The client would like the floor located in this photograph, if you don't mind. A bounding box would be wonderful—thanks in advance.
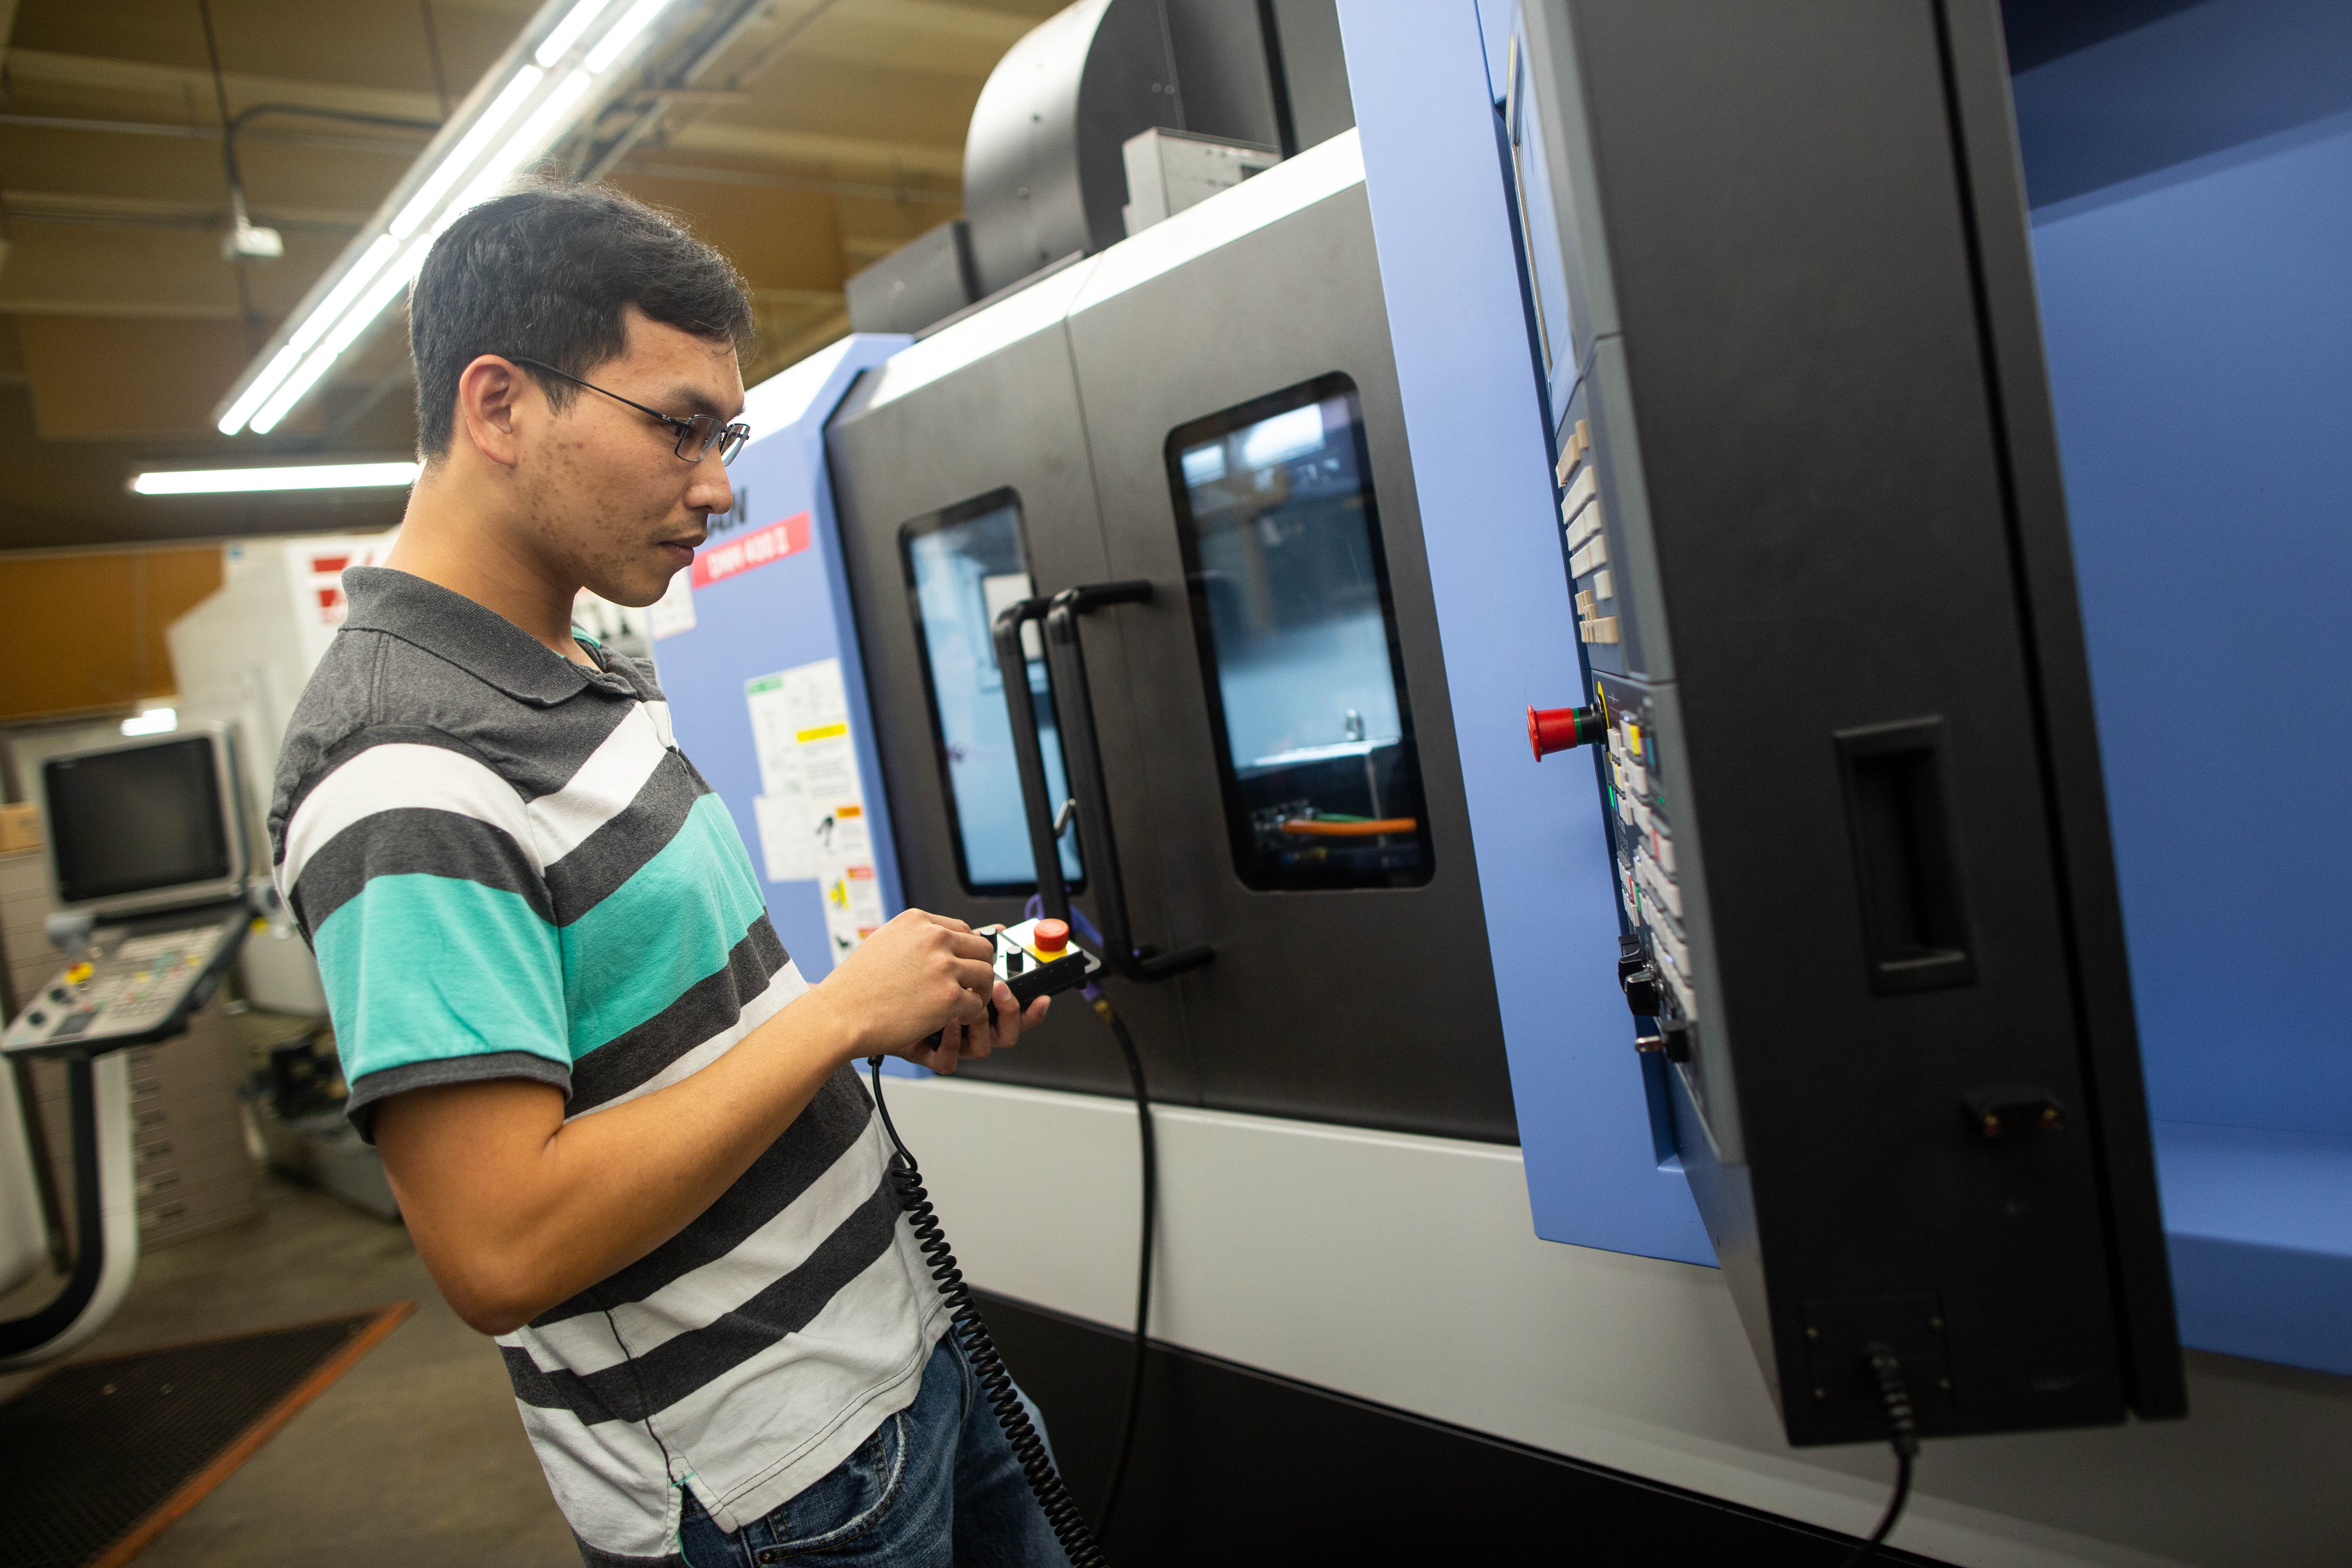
[0,1172,579,1567]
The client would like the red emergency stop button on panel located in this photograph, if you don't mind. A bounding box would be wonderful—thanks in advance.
[1528,704,1605,760]
[1032,919,1069,956]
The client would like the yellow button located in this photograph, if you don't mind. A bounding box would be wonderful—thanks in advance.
[65,962,94,985]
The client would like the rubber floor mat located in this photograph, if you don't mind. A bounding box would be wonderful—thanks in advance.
[0,1301,414,1568]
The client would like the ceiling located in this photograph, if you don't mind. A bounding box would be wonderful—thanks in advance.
[0,0,1060,552]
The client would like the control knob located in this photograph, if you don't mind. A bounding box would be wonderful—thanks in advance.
[1621,964,1664,1017]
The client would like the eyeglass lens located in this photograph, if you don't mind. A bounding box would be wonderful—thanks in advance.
[672,415,751,466]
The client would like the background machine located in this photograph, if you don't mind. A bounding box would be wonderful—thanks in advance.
[0,728,252,1368]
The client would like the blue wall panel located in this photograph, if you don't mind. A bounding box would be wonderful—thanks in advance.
[2031,112,2352,1138]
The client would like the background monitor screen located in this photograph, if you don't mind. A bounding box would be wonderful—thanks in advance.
[45,737,234,905]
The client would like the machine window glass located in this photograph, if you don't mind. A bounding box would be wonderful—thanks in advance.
[1167,374,1434,891]
[901,492,1085,896]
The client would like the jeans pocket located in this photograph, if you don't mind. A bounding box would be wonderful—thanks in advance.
[743,1412,909,1561]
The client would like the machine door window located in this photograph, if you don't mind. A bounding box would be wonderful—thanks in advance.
[902,492,1085,896]
[1167,374,1434,891]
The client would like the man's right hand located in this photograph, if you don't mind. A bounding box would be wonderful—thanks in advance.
[803,908,1000,1059]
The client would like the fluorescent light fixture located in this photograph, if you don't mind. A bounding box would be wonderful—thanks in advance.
[213,0,694,437]
[250,241,431,434]
[536,0,620,65]
[214,342,306,437]
[585,0,671,72]
[121,708,178,737]
[391,67,543,236]
[131,462,421,496]
[437,70,595,233]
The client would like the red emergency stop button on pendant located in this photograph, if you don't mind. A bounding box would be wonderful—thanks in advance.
[1032,918,1070,956]
[1529,704,1605,760]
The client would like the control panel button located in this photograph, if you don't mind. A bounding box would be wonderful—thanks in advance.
[1528,704,1605,760]
[1032,918,1069,956]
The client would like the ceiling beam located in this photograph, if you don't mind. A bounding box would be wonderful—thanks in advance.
[0,48,446,125]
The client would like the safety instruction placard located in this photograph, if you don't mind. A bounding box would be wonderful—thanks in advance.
[744,657,882,955]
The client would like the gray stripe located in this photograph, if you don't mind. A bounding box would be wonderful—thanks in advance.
[544,751,708,923]
[565,920,788,1114]
[532,1066,873,1324]
[345,1050,572,1143]
[504,1177,903,1422]
[290,805,552,939]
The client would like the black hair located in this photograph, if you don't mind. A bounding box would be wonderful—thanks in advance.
[408,182,755,459]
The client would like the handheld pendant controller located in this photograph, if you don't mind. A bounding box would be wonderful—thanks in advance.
[991,917,1101,1011]
[920,918,1101,1050]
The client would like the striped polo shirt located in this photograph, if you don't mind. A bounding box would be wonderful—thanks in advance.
[269,567,946,1566]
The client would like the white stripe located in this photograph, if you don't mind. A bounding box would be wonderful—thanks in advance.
[564,962,809,1120]
[518,1116,888,1376]
[653,1245,943,1532]
[529,702,671,865]
[280,742,537,893]
[643,699,674,749]
[512,1394,682,1558]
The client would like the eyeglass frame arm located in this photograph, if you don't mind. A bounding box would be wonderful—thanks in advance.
[502,355,749,463]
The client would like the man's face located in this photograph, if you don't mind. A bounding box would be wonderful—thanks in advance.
[516,305,744,608]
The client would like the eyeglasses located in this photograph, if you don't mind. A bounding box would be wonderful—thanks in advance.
[506,356,751,466]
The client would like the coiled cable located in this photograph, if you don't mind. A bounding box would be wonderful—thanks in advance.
[867,1057,1107,1568]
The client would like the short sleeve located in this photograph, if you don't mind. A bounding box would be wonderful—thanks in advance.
[278,734,570,1140]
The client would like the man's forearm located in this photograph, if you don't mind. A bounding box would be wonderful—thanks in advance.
[377,988,863,1334]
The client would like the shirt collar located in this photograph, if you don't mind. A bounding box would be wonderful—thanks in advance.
[341,566,633,707]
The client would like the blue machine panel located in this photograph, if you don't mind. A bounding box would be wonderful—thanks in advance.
[653,335,910,985]
[1338,0,1709,1265]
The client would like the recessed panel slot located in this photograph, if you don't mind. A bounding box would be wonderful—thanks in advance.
[1835,718,1974,995]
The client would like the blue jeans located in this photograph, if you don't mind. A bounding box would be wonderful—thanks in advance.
[677,1333,1066,1567]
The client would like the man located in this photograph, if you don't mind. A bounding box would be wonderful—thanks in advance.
[269,184,1062,1568]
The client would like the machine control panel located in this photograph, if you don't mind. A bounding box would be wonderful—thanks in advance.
[3,911,243,1057]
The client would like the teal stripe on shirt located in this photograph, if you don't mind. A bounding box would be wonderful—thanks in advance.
[313,872,569,1080]
[559,793,770,1054]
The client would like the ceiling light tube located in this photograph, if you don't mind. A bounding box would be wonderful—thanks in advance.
[437,70,596,231]
[131,462,421,496]
[584,0,672,73]
[250,242,432,433]
[215,341,307,435]
[210,0,695,438]
[390,67,545,237]
[536,0,621,66]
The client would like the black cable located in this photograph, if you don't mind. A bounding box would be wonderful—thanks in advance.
[1839,1344,1921,1568]
[866,1058,1107,1568]
[1090,995,1154,1541]
[219,103,444,209]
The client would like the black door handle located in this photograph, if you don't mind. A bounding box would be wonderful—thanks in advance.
[1004,581,1211,984]
[991,596,1072,923]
